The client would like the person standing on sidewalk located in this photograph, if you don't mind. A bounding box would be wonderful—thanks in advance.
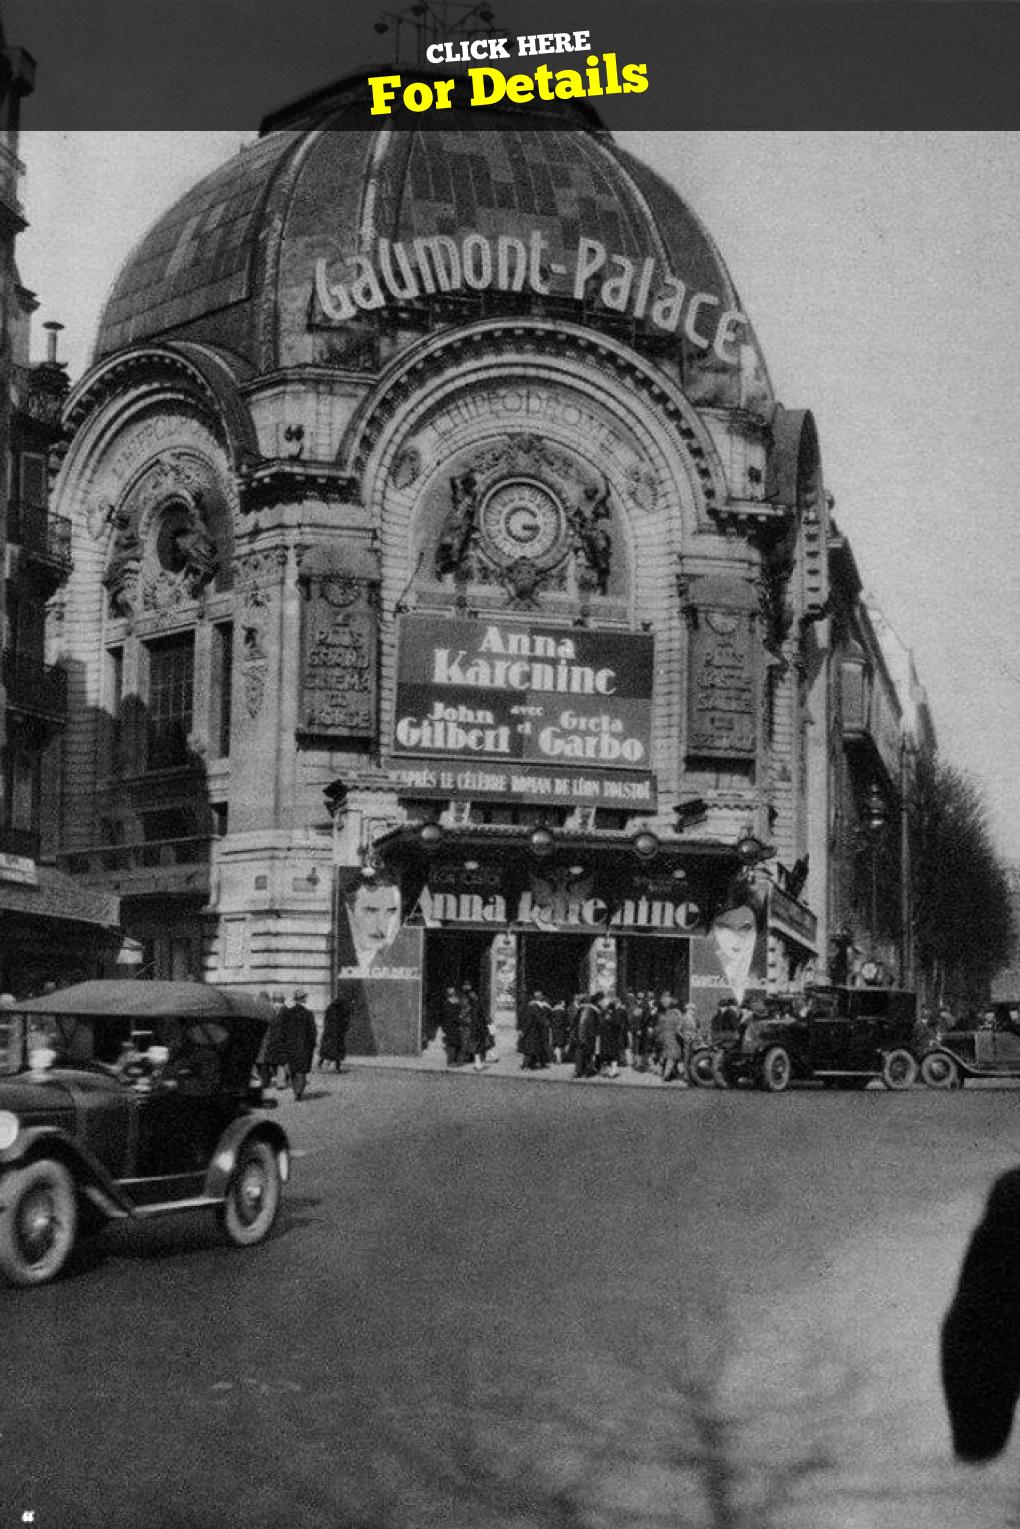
[657,991,686,1083]
[573,993,601,1078]
[465,981,492,1071]
[280,988,318,1101]
[598,993,626,1078]
[521,988,551,1070]
[678,1001,701,1079]
[319,990,350,1072]
[549,996,569,1064]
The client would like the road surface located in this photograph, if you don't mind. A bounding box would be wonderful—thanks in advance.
[2,1068,1018,1528]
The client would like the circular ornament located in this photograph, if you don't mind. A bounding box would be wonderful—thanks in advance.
[479,479,566,569]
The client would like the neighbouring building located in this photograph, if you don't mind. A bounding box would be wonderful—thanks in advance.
[0,31,121,993]
[47,75,930,1045]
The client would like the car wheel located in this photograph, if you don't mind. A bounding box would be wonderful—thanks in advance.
[761,1046,792,1093]
[709,1052,731,1089]
[0,1159,78,1286]
[881,1049,918,1091]
[920,1051,960,1091]
[217,1138,282,1247]
[688,1049,716,1087]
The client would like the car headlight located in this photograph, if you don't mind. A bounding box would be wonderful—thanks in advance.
[0,1110,20,1150]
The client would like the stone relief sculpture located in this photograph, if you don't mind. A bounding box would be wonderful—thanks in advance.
[433,470,479,579]
[568,474,613,596]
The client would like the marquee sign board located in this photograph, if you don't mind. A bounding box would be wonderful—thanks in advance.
[392,614,656,806]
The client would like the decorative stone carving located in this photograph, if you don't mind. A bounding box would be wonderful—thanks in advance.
[102,451,228,618]
[391,447,421,490]
[241,585,271,720]
[426,434,621,609]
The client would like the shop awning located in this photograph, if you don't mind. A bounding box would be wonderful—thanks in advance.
[0,864,120,931]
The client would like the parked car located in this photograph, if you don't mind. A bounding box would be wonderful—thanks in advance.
[0,980,290,1286]
[693,984,920,1092]
[921,1004,1020,1089]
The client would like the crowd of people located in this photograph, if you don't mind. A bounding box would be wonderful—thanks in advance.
[516,988,703,1083]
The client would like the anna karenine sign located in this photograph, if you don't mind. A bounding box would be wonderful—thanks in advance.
[392,615,655,798]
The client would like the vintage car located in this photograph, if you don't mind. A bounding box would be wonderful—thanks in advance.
[0,980,290,1286]
[920,1004,1020,1088]
[692,984,920,1092]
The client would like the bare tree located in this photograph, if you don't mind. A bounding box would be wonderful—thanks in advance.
[911,749,1013,1010]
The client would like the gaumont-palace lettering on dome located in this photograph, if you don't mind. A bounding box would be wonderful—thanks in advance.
[393,615,654,770]
[313,232,747,358]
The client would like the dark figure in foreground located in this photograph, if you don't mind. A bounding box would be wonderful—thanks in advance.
[941,1167,1020,1461]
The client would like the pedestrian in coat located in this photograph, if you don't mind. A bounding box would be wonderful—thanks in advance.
[466,983,492,1071]
[678,1002,701,1077]
[440,985,463,1066]
[549,998,569,1063]
[319,991,350,1071]
[598,995,626,1078]
[521,989,551,1070]
[657,992,685,1083]
[459,982,481,1067]
[259,991,288,1088]
[573,993,601,1078]
[280,988,317,1100]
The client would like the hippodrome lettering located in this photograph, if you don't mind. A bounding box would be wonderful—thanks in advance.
[313,233,746,359]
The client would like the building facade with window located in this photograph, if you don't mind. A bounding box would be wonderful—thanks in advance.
[50,76,921,1037]
[0,32,121,993]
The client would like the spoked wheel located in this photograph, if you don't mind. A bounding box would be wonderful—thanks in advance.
[0,1159,78,1286]
[761,1046,792,1093]
[920,1051,960,1091]
[881,1049,918,1091]
[217,1139,282,1247]
[688,1049,717,1088]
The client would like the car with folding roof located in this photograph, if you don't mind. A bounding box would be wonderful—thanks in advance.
[920,1003,1020,1089]
[0,980,290,1286]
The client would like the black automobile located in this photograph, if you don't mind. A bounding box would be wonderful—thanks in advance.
[921,1003,1020,1089]
[694,984,920,1092]
[0,980,291,1286]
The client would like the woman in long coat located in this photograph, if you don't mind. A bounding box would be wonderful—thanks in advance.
[319,992,350,1071]
[520,990,551,1070]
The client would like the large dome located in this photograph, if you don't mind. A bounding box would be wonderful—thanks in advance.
[95,75,767,405]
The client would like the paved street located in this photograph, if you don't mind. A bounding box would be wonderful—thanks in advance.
[3,1069,1020,1529]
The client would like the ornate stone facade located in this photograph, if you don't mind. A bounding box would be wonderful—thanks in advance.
[47,78,879,1019]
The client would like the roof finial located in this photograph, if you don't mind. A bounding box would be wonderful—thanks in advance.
[373,2,498,68]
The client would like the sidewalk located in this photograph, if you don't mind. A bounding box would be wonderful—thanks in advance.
[340,1034,687,1090]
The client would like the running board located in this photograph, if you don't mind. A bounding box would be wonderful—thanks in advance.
[130,1196,220,1218]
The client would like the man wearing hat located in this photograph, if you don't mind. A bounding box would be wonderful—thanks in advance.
[279,987,318,1101]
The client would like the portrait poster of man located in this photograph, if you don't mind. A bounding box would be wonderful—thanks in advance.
[335,868,423,1055]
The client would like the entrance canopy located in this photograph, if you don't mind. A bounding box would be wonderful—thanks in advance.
[373,823,752,937]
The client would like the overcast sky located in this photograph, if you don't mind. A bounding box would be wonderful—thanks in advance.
[16,128,1020,858]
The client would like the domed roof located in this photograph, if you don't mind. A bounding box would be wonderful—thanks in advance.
[95,74,768,405]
